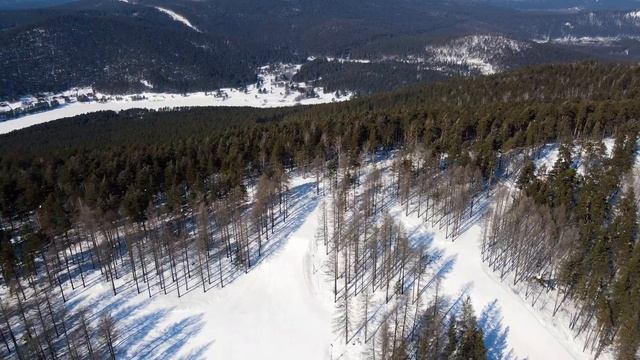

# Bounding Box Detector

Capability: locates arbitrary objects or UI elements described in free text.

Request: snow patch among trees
[534,35,640,45]
[155,6,201,33]
[425,35,529,75]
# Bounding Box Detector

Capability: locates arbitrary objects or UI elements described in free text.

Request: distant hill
[3,0,640,99]
[0,0,76,10]
[0,4,258,99]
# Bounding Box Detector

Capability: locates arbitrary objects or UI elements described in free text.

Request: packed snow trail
[394,204,601,360]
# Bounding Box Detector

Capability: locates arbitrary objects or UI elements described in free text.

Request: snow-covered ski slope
[45,151,624,360]
[50,178,334,359]
[396,209,590,360]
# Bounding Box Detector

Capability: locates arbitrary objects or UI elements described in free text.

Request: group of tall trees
[315,141,487,359]
[484,134,639,358]
[0,162,292,358]
[0,61,639,358]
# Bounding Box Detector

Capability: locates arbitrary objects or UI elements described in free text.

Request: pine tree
[516,159,535,190]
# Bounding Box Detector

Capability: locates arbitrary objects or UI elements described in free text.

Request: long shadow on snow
[42,182,315,359]
[244,182,319,269]
[478,300,518,360]
[209,182,318,288]
[123,314,209,359]
[64,287,211,359]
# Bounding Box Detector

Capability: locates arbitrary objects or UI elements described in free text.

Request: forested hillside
[0,5,257,99]
[0,62,639,358]
[0,0,74,9]
[5,0,640,99]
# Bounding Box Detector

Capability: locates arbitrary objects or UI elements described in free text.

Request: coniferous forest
[0,61,639,359]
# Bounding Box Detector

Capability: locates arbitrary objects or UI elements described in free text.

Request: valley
[0,64,351,134]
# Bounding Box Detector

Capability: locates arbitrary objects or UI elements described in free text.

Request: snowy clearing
[0,65,351,135]
[533,35,640,45]
[533,138,616,176]
[396,203,604,359]
[154,7,201,32]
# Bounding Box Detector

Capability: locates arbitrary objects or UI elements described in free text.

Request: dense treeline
[484,134,640,358]
[2,0,631,99]
[0,62,639,358]
[0,107,298,155]
[4,61,640,155]
[0,6,261,99]
[294,59,450,95]
[1,62,639,229]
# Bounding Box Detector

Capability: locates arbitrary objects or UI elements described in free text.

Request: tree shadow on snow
[478,300,518,360]
[249,181,319,268]
[122,314,210,359]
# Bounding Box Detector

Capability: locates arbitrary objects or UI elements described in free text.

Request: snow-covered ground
[154,6,201,32]
[25,156,621,360]
[533,138,616,176]
[533,35,640,45]
[0,64,351,135]
[48,178,336,360]
[424,35,529,75]
[306,34,529,76]
[5,142,635,359]
[394,210,590,359]
[308,56,372,64]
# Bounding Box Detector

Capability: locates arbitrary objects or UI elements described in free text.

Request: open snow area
[154,7,201,32]
[395,208,593,359]
[13,153,623,360]
[0,64,351,135]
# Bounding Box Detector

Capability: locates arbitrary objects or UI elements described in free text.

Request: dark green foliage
[518,132,639,358]
[0,228,15,279]
[1,0,632,98]
[516,159,535,190]
[0,62,638,227]
[445,298,487,360]
[0,0,74,10]
[294,59,450,95]
[0,6,257,99]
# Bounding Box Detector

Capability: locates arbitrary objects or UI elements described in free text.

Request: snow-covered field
[0,65,351,135]
[4,139,634,359]
[28,151,623,360]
